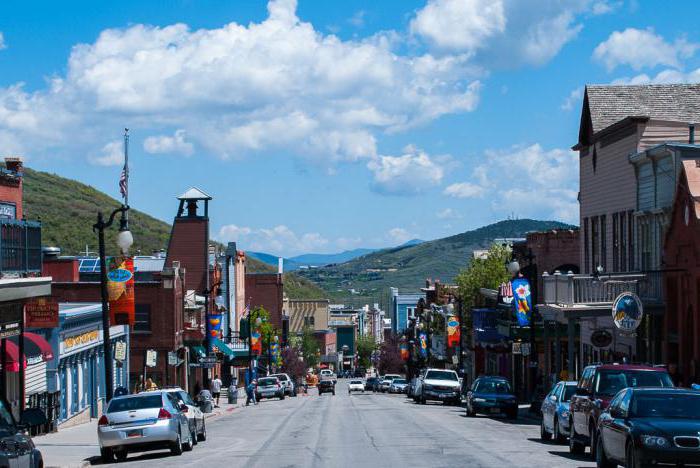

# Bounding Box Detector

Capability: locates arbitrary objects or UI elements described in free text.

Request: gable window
[134,304,151,332]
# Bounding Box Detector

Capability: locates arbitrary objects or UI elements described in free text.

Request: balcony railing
[0,219,42,277]
[542,270,664,307]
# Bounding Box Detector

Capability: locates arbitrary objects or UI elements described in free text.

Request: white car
[379,374,402,392]
[160,387,207,444]
[269,373,295,396]
[319,369,337,384]
[348,380,365,394]
[416,368,461,405]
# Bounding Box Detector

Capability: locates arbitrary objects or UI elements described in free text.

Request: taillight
[158,408,172,419]
[98,415,109,426]
[180,406,188,413]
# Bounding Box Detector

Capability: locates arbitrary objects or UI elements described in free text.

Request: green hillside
[19,166,321,297]
[297,219,575,302]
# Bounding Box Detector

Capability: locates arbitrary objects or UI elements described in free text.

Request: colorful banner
[207,314,222,339]
[446,315,460,348]
[271,340,281,366]
[251,330,262,354]
[418,331,428,358]
[399,342,409,360]
[107,256,135,326]
[511,277,532,327]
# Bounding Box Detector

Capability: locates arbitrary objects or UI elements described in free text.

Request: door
[542,384,560,431]
[607,390,631,460]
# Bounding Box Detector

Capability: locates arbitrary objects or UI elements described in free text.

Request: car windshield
[259,378,277,386]
[631,393,700,419]
[108,394,162,412]
[176,391,196,406]
[562,385,577,402]
[393,379,407,384]
[350,380,363,384]
[476,380,512,394]
[595,370,673,396]
[273,375,288,381]
[425,371,458,381]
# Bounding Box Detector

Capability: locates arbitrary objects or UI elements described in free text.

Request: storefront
[33,303,129,426]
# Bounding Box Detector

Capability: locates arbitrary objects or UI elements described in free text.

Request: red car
[568,363,673,459]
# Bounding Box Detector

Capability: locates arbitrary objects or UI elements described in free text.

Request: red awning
[2,340,25,373]
[22,332,54,360]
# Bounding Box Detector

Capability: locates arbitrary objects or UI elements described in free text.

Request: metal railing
[0,219,42,277]
[542,270,664,306]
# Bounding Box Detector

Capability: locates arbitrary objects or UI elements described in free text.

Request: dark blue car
[466,377,518,420]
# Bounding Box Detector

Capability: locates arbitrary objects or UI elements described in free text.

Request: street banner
[511,277,532,327]
[25,298,59,328]
[446,315,460,348]
[251,330,262,354]
[271,340,281,365]
[107,256,135,326]
[399,342,409,361]
[418,331,428,358]
[207,313,223,345]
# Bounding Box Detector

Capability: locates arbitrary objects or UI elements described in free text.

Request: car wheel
[198,420,207,442]
[596,435,615,468]
[507,410,517,420]
[569,423,585,455]
[332,390,335,395]
[553,417,565,444]
[191,428,198,446]
[626,441,641,468]
[114,449,127,462]
[590,425,598,460]
[171,431,183,456]
[420,393,426,405]
[100,448,114,463]
[541,419,552,441]
[280,395,285,400]
[183,430,194,452]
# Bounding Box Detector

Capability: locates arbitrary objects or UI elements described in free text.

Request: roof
[133,256,165,272]
[177,187,212,200]
[585,84,700,135]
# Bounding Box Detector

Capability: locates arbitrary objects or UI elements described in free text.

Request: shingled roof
[578,84,700,147]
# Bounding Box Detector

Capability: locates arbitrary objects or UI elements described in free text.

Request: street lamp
[93,204,131,403]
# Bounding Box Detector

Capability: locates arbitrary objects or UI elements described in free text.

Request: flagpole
[123,128,129,222]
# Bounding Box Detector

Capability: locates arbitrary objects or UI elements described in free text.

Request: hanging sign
[511,277,532,327]
[590,329,613,348]
[251,330,262,355]
[145,349,157,367]
[25,299,59,328]
[512,342,522,354]
[612,292,643,332]
[399,342,409,361]
[114,341,127,361]
[107,256,135,326]
[207,313,223,351]
[418,331,428,358]
[446,315,460,348]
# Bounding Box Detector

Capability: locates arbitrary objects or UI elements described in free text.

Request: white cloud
[0,0,482,168]
[0,32,6,50]
[436,208,461,219]
[412,0,596,67]
[217,223,329,256]
[90,140,123,166]
[444,144,579,223]
[348,10,366,28]
[144,129,194,156]
[367,147,444,195]
[561,86,584,111]
[591,1,621,15]
[611,67,700,85]
[387,227,414,245]
[443,182,484,198]
[593,28,698,71]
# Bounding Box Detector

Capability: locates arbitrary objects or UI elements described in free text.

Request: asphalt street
[96,381,596,468]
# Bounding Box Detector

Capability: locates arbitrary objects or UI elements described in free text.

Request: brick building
[245,273,284,330]
[524,229,580,303]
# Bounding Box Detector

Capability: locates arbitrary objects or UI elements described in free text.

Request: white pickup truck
[319,369,337,384]
[414,368,461,405]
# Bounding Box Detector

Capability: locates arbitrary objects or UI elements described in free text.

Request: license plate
[126,429,142,438]
[489,408,500,414]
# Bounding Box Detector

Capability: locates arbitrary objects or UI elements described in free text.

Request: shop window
[304,316,315,327]
[134,304,151,333]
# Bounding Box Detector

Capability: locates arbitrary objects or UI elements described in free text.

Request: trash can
[228,387,238,404]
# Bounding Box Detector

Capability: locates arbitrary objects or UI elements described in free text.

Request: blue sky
[1,0,700,256]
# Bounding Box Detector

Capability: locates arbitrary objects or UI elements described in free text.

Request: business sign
[0,203,16,220]
[512,342,521,354]
[145,349,157,367]
[511,277,532,327]
[612,292,643,332]
[25,299,59,328]
[114,341,127,361]
[107,256,135,326]
[64,330,100,351]
[590,329,613,348]
[446,315,460,348]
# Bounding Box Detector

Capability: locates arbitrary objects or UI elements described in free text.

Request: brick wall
[165,218,208,293]
[245,273,284,329]
[42,257,79,282]
[0,158,23,219]
[526,229,580,303]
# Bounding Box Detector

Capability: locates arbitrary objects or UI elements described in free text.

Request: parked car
[569,364,673,458]
[596,388,700,468]
[256,376,285,401]
[389,378,408,394]
[318,378,336,395]
[98,391,193,462]
[270,373,295,396]
[366,377,381,392]
[354,367,366,378]
[379,374,402,393]
[160,387,207,444]
[319,369,337,384]
[418,369,461,405]
[540,381,577,443]
[348,379,365,394]
[0,400,45,468]
[466,376,517,418]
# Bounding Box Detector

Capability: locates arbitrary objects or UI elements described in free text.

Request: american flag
[241,301,250,318]
[119,166,127,199]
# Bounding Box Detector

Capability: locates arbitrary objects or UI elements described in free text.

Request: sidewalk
[35,395,249,468]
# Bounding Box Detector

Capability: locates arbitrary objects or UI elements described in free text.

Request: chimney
[4,157,23,174]
[690,123,696,144]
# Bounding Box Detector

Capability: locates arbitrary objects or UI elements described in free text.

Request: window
[600,214,607,271]
[406,307,416,319]
[584,218,590,274]
[134,304,151,332]
[619,212,627,272]
[628,211,635,270]
[591,217,600,271]
[641,220,652,271]
[304,316,315,327]
[612,213,619,272]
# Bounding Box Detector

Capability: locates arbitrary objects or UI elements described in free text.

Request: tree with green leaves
[300,326,320,369]
[356,335,376,368]
[455,244,511,311]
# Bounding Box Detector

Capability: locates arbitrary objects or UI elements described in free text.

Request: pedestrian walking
[211,374,223,407]
[246,379,257,406]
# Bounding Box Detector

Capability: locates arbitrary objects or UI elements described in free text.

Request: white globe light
[507,261,520,275]
[116,229,134,254]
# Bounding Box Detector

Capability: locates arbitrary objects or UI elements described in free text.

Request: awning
[2,340,25,372]
[210,337,234,356]
[13,332,54,361]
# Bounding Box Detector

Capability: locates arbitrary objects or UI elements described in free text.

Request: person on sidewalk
[145,377,158,391]
[246,379,257,406]
[211,374,223,407]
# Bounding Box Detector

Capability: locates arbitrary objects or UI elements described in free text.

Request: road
[99,381,596,468]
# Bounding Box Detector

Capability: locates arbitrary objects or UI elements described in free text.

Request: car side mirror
[609,408,624,419]
[549,395,558,402]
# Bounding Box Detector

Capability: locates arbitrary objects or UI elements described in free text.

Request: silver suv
[269,373,295,396]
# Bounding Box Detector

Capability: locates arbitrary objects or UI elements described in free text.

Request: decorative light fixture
[507,260,520,275]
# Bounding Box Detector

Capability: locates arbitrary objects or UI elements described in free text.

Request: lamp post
[93,205,131,403]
